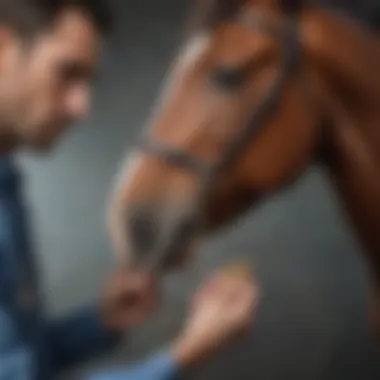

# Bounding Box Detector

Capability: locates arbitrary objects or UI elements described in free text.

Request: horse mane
[304,6,380,103]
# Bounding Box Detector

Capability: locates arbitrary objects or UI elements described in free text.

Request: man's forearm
[87,329,214,380]
[88,349,181,380]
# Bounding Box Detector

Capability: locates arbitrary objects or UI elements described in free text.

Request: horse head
[108,0,327,271]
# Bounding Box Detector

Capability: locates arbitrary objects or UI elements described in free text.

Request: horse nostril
[162,214,199,262]
[173,215,198,245]
[126,206,199,269]
[128,207,158,258]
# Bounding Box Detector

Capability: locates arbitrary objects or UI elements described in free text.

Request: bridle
[137,7,301,271]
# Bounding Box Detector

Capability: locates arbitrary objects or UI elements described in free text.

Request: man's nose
[66,84,90,120]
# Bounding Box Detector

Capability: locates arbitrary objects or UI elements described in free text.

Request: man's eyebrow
[63,61,97,79]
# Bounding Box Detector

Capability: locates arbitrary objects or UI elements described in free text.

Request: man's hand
[172,264,260,368]
[100,268,159,332]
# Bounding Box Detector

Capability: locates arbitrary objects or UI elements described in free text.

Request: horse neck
[304,7,380,277]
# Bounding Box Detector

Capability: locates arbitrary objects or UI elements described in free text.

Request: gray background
[17,0,380,379]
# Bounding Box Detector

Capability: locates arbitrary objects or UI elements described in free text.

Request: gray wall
[18,0,380,379]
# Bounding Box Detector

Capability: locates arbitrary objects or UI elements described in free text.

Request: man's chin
[19,133,59,154]
[20,140,55,155]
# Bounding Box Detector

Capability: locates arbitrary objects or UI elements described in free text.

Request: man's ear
[0,27,20,69]
[0,27,17,48]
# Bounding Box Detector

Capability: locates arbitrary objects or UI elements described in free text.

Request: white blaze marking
[144,33,212,126]
[112,149,142,194]
[108,34,213,264]
[177,33,211,71]
[114,33,212,190]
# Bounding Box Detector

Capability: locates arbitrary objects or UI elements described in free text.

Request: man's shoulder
[0,155,22,197]
[0,154,19,174]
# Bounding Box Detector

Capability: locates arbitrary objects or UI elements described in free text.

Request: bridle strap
[208,13,300,179]
[140,12,300,183]
[140,138,212,176]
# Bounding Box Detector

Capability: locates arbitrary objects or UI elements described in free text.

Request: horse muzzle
[122,202,203,273]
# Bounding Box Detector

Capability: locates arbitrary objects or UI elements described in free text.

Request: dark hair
[0,0,112,37]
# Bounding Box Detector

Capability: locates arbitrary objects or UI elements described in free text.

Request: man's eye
[208,66,248,91]
[58,64,93,82]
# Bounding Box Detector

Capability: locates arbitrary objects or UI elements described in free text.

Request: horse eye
[209,67,247,91]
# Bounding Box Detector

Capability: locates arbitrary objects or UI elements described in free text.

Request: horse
[108,0,380,339]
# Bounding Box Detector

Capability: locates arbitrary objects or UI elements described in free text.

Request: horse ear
[189,0,246,28]
[280,0,303,13]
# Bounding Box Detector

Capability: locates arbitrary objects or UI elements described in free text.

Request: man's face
[0,8,102,151]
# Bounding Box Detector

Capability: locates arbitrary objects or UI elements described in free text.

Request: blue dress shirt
[0,155,180,380]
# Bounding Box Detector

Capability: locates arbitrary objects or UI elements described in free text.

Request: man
[0,1,259,380]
